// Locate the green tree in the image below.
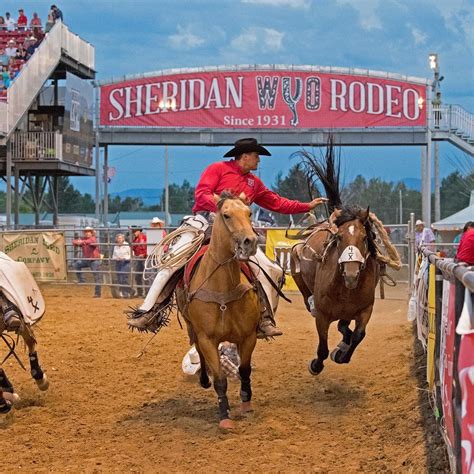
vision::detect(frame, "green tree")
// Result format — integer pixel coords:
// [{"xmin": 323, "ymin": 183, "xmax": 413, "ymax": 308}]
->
[
  {"xmin": 157, "ymin": 180, "xmax": 195, "ymax": 213},
  {"xmin": 440, "ymin": 171, "xmax": 474, "ymax": 218}
]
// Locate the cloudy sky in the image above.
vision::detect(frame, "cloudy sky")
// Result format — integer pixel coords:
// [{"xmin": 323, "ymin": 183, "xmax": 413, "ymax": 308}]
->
[{"xmin": 4, "ymin": 0, "xmax": 473, "ymax": 195}]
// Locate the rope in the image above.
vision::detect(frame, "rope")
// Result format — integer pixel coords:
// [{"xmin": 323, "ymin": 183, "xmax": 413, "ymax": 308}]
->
[
  {"xmin": 369, "ymin": 212, "xmax": 402, "ymax": 271},
  {"xmin": 144, "ymin": 225, "xmax": 206, "ymax": 274}
]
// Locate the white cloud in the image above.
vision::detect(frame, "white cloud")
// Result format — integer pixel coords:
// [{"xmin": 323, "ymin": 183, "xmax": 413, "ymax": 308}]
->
[
  {"xmin": 231, "ymin": 27, "xmax": 284, "ymax": 52},
  {"xmin": 168, "ymin": 25, "xmax": 205, "ymax": 50},
  {"xmin": 241, "ymin": 0, "xmax": 311, "ymax": 7},
  {"xmin": 335, "ymin": 0, "xmax": 383, "ymax": 30},
  {"xmin": 410, "ymin": 26, "xmax": 427, "ymax": 45}
]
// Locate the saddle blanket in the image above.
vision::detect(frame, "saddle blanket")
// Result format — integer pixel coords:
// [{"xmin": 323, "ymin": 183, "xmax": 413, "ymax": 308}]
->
[
  {"xmin": 183, "ymin": 245, "xmax": 254, "ymax": 286},
  {"xmin": 0, "ymin": 251, "xmax": 45, "ymax": 325}
]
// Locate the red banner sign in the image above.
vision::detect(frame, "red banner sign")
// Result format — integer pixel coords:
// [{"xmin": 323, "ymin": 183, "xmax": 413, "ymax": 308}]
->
[{"xmin": 99, "ymin": 70, "xmax": 426, "ymax": 129}]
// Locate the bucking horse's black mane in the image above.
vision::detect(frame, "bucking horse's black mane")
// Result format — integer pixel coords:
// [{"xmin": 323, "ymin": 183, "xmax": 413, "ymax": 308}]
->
[{"xmin": 294, "ymin": 136, "xmax": 377, "ymax": 257}]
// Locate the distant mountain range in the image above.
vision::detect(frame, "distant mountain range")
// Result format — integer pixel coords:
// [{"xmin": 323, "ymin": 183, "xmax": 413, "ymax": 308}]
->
[
  {"xmin": 111, "ymin": 179, "xmax": 432, "ymax": 205},
  {"xmin": 110, "ymin": 188, "xmax": 163, "ymax": 206}
]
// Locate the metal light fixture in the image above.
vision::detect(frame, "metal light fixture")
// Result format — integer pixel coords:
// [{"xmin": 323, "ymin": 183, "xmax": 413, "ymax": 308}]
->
[{"xmin": 428, "ymin": 53, "xmax": 438, "ymax": 71}]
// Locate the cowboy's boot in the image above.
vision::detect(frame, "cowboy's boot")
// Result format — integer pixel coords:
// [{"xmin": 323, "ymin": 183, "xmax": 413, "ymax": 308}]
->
[
  {"xmin": 3, "ymin": 307, "xmax": 21, "ymax": 332},
  {"xmin": 256, "ymin": 286, "xmax": 282, "ymax": 339}
]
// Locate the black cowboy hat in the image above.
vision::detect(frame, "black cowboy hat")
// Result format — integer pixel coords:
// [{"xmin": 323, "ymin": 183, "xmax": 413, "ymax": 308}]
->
[
  {"xmin": 129, "ymin": 225, "xmax": 143, "ymax": 231},
  {"xmin": 223, "ymin": 138, "xmax": 271, "ymax": 158}
]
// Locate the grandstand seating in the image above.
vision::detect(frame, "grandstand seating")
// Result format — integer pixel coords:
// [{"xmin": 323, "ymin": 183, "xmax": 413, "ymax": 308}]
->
[{"xmin": 0, "ymin": 29, "xmax": 43, "ymax": 102}]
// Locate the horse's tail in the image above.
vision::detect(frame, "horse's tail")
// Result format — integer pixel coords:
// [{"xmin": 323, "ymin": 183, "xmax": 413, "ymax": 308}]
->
[{"xmin": 293, "ymin": 135, "xmax": 342, "ymax": 213}]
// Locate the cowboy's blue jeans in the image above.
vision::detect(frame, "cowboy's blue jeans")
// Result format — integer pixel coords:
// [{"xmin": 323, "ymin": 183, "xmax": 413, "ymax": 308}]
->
[{"xmin": 75, "ymin": 259, "xmax": 102, "ymax": 296}]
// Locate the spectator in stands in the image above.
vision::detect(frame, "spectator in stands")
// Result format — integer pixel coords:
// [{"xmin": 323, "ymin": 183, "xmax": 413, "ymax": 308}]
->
[
  {"xmin": 30, "ymin": 12, "xmax": 42, "ymax": 32},
  {"xmin": 17, "ymin": 9, "xmax": 27, "ymax": 31},
  {"xmin": 15, "ymin": 45, "xmax": 26, "ymax": 60},
  {"xmin": 2, "ymin": 66, "xmax": 10, "ymax": 89},
  {"xmin": 455, "ymin": 224, "xmax": 474, "ymax": 265},
  {"xmin": 51, "ymin": 5, "xmax": 63, "ymax": 22},
  {"xmin": 45, "ymin": 9, "xmax": 55, "ymax": 34},
  {"xmin": 4, "ymin": 12, "xmax": 15, "ymax": 31},
  {"xmin": 130, "ymin": 226, "xmax": 147, "ymax": 297},
  {"xmin": 25, "ymin": 36, "xmax": 38, "ymax": 59},
  {"xmin": 5, "ymin": 40, "xmax": 17, "ymax": 58},
  {"xmin": 112, "ymin": 233, "xmax": 132, "ymax": 298},
  {"xmin": 73, "ymin": 226, "xmax": 102, "ymax": 298},
  {"xmin": 0, "ymin": 16, "xmax": 6, "ymax": 30},
  {"xmin": 0, "ymin": 48, "xmax": 9, "ymax": 67},
  {"xmin": 415, "ymin": 219, "xmax": 435, "ymax": 249}
]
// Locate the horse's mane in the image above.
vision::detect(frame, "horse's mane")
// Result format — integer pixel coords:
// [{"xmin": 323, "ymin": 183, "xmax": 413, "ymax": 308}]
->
[
  {"xmin": 293, "ymin": 135, "xmax": 342, "ymax": 213},
  {"xmin": 216, "ymin": 190, "xmax": 243, "ymax": 210},
  {"xmin": 295, "ymin": 137, "xmax": 377, "ymax": 258}
]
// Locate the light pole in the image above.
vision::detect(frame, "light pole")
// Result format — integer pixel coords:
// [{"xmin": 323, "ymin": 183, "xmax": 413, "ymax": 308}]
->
[
  {"xmin": 164, "ymin": 144, "xmax": 169, "ymax": 226},
  {"xmin": 429, "ymin": 53, "xmax": 444, "ymax": 222},
  {"xmin": 159, "ymin": 98, "xmax": 175, "ymax": 227}
]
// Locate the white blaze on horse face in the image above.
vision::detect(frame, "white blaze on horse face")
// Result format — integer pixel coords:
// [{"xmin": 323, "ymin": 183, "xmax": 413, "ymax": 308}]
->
[{"xmin": 348, "ymin": 225, "xmax": 355, "ymax": 236}]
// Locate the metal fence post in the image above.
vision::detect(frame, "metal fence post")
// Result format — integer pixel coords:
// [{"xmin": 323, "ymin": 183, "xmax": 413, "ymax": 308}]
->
[{"xmin": 407, "ymin": 213, "xmax": 415, "ymax": 295}]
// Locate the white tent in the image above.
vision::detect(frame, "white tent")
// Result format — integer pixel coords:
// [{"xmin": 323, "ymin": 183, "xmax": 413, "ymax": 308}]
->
[
  {"xmin": 432, "ymin": 203, "xmax": 474, "ymax": 231},
  {"xmin": 432, "ymin": 191, "xmax": 474, "ymax": 243}
]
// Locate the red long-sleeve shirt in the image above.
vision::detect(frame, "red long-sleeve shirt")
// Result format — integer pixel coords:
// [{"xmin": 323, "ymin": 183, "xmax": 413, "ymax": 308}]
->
[
  {"xmin": 456, "ymin": 229, "xmax": 474, "ymax": 265},
  {"xmin": 73, "ymin": 236, "xmax": 100, "ymax": 259},
  {"xmin": 192, "ymin": 160, "xmax": 311, "ymax": 215},
  {"xmin": 132, "ymin": 232, "xmax": 147, "ymax": 258}
]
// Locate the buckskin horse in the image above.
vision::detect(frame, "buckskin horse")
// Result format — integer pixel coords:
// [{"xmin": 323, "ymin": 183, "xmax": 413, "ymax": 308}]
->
[
  {"xmin": 290, "ymin": 145, "xmax": 397, "ymax": 375},
  {"xmin": 176, "ymin": 192, "xmax": 261, "ymax": 430},
  {"xmin": 0, "ymin": 252, "xmax": 49, "ymax": 414}
]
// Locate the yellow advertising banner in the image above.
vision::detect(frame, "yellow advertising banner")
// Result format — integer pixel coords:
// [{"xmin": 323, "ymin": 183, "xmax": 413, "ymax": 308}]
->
[
  {"xmin": 427, "ymin": 263, "xmax": 436, "ymax": 390},
  {"xmin": 265, "ymin": 229, "xmax": 298, "ymax": 292},
  {"xmin": 1, "ymin": 231, "xmax": 67, "ymax": 281}
]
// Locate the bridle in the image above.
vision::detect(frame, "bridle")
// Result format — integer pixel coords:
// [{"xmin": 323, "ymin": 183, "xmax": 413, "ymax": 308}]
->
[{"xmin": 335, "ymin": 227, "xmax": 370, "ymax": 275}]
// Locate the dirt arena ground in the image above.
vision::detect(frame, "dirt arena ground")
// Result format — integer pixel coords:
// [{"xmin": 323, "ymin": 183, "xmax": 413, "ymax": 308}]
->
[{"xmin": 0, "ymin": 284, "xmax": 433, "ymax": 472}]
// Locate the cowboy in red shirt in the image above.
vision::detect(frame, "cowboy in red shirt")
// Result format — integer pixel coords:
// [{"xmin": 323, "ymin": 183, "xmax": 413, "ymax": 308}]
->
[
  {"xmin": 129, "ymin": 138, "xmax": 327, "ymax": 337},
  {"xmin": 130, "ymin": 226, "xmax": 147, "ymax": 297},
  {"xmin": 193, "ymin": 139, "xmax": 321, "ymax": 215},
  {"xmin": 72, "ymin": 227, "xmax": 102, "ymax": 297}
]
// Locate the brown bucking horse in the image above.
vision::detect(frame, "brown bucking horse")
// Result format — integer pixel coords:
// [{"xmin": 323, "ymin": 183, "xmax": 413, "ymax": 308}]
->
[
  {"xmin": 290, "ymin": 145, "xmax": 380, "ymax": 375},
  {"xmin": 176, "ymin": 191, "xmax": 261, "ymax": 430}
]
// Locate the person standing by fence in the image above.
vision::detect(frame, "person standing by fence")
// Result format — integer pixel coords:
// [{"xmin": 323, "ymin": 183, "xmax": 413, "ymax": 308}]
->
[
  {"xmin": 130, "ymin": 226, "xmax": 147, "ymax": 297},
  {"xmin": 72, "ymin": 226, "xmax": 102, "ymax": 298},
  {"xmin": 112, "ymin": 233, "xmax": 132, "ymax": 298}
]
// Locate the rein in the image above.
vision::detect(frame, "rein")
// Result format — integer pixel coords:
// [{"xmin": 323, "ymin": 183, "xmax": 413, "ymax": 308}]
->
[
  {"xmin": 183, "ymin": 210, "xmax": 256, "ymax": 317},
  {"xmin": 1, "ymin": 333, "xmax": 26, "ymax": 370}
]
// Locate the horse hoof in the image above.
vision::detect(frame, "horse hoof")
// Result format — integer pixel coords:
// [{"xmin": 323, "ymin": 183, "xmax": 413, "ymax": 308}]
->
[
  {"xmin": 219, "ymin": 418, "xmax": 235, "ymax": 430},
  {"xmin": 200, "ymin": 379, "xmax": 212, "ymax": 389},
  {"xmin": 308, "ymin": 359, "xmax": 324, "ymax": 376},
  {"xmin": 330, "ymin": 348, "xmax": 342, "ymax": 363},
  {"xmin": 240, "ymin": 401, "xmax": 253, "ymax": 414},
  {"xmin": 0, "ymin": 400, "xmax": 12, "ymax": 414},
  {"xmin": 35, "ymin": 375, "xmax": 49, "ymax": 391},
  {"xmin": 2, "ymin": 392, "xmax": 20, "ymax": 404}
]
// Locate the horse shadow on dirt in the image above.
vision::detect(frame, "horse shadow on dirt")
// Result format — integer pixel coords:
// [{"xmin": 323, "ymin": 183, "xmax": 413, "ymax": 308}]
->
[{"xmin": 120, "ymin": 390, "xmax": 250, "ymax": 436}]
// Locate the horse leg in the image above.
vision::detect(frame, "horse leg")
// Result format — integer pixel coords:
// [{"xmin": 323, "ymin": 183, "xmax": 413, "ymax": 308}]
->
[
  {"xmin": 330, "ymin": 319, "xmax": 353, "ymax": 362},
  {"xmin": 238, "ymin": 334, "xmax": 257, "ymax": 414},
  {"xmin": 21, "ymin": 326, "xmax": 49, "ymax": 391},
  {"xmin": 337, "ymin": 305, "xmax": 373, "ymax": 364},
  {"xmin": 195, "ymin": 341, "xmax": 211, "ymax": 389},
  {"xmin": 0, "ymin": 368, "xmax": 19, "ymax": 404},
  {"xmin": 197, "ymin": 336, "xmax": 234, "ymax": 430},
  {"xmin": 308, "ymin": 315, "xmax": 330, "ymax": 375},
  {"xmin": 0, "ymin": 391, "xmax": 11, "ymax": 414}
]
